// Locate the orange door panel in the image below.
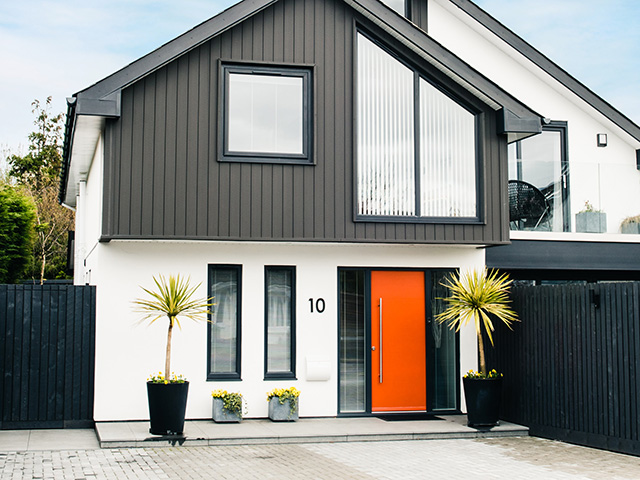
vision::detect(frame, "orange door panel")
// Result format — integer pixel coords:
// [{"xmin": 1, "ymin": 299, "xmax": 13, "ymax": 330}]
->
[{"xmin": 371, "ymin": 271, "xmax": 426, "ymax": 412}]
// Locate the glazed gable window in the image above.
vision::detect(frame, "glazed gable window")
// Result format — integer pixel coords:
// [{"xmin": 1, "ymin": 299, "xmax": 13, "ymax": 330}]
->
[
  {"xmin": 356, "ymin": 33, "xmax": 478, "ymax": 221},
  {"xmin": 220, "ymin": 64, "xmax": 313, "ymax": 165}
]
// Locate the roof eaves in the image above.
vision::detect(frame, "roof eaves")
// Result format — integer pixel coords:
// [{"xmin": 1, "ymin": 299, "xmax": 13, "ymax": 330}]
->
[{"xmin": 449, "ymin": 0, "xmax": 640, "ymax": 144}]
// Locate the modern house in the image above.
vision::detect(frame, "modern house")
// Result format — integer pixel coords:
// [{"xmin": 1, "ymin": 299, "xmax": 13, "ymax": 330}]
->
[{"xmin": 60, "ymin": 0, "xmax": 640, "ymax": 422}]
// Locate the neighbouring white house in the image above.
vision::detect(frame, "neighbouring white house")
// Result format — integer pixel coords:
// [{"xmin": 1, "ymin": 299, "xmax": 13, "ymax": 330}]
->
[{"xmin": 59, "ymin": 0, "xmax": 640, "ymax": 422}]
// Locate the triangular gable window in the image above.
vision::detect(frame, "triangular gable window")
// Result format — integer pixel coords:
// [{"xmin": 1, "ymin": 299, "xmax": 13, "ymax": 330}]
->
[{"xmin": 356, "ymin": 33, "xmax": 478, "ymax": 221}]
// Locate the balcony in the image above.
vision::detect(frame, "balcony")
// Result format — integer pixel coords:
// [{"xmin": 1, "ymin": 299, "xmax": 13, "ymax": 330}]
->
[{"xmin": 509, "ymin": 160, "xmax": 640, "ymax": 238}]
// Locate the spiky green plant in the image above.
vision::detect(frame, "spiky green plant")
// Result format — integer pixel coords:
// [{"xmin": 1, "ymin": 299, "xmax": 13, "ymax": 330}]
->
[
  {"xmin": 435, "ymin": 268, "xmax": 518, "ymax": 376},
  {"xmin": 133, "ymin": 274, "xmax": 212, "ymax": 382}
]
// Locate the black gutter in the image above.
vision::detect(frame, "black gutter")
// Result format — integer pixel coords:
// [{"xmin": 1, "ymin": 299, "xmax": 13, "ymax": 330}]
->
[{"xmin": 58, "ymin": 98, "xmax": 77, "ymax": 206}]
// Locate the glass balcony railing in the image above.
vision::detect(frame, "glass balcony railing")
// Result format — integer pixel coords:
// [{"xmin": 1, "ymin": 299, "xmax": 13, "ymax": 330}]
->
[{"xmin": 509, "ymin": 160, "xmax": 640, "ymax": 237}]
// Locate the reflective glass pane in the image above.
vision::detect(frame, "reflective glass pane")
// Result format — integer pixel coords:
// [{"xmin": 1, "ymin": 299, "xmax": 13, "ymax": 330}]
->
[
  {"xmin": 357, "ymin": 34, "xmax": 415, "ymax": 216},
  {"xmin": 339, "ymin": 270, "xmax": 366, "ymax": 413},
  {"xmin": 228, "ymin": 73, "xmax": 304, "ymax": 155},
  {"xmin": 508, "ymin": 129, "xmax": 566, "ymax": 232},
  {"xmin": 380, "ymin": 0, "xmax": 405, "ymax": 15},
  {"xmin": 419, "ymin": 79, "xmax": 476, "ymax": 217},
  {"xmin": 431, "ymin": 270, "xmax": 457, "ymax": 410},
  {"xmin": 266, "ymin": 268, "xmax": 293, "ymax": 373},
  {"xmin": 209, "ymin": 267, "xmax": 239, "ymax": 375}
]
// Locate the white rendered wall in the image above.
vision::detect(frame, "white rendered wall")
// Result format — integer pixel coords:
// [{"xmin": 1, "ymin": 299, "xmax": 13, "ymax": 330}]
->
[
  {"xmin": 430, "ymin": 0, "xmax": 640, "ymax": 235},
  {"xmin": 89, "ymin": 240, "xmax": 482, "ymax": 421},
  {"xmin": 73, "ymin": 134, "xmax": 104, "ymax": 285}
]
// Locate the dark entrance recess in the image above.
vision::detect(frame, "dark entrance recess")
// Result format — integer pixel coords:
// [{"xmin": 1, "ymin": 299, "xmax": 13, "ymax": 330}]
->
[{"xmin": 0, "ymin": 284, "xmax": 96, "ymax": 429}]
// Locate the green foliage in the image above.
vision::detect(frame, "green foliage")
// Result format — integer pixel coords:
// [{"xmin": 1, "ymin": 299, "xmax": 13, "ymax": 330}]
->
[
  {"xmin": 147, "ymin": 372, "xmax": 186, "ymax": 384},
  {"xmin": 435, "ymin": 268, "xmax": 518, "ymax": 375},
  {"xmin": 8, "ymin": 97, "xmax": 64, "ymax": 189},
  {"xmin": 6, "ymin": 97, "xmax": 73, "ymax": 283},
  {"xmin": 133, "ymin": 274, "xmax": 213, "ymax": 381},
  {"xmin": 464, "ymin": 369, "xmax": 502, "ymax": 380},
  {"xmin": 0, "ymin": 185, "xmax": 35, "ymax": 283},
  {"xmin": 266, "ymin": 387, "xmax": 300, "ymax": 417},
  {"xmin": 211, "ymin": 389, "xmax": 245, "ymax": 416}
]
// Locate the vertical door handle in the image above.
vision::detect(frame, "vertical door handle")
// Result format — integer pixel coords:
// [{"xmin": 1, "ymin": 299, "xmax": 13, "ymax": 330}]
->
[{"xmin": 379, "ymin": 297, "xmax": 383, "ymax": 383}]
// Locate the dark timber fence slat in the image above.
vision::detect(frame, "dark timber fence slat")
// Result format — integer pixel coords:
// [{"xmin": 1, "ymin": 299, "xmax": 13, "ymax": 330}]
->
[
  {"xmin": 0, "ymin": 285, "xmax": 95, "ymax": 429},
  {"xmin": 487, "ymin": 282, "xmax": 640, "ymax": 456}
]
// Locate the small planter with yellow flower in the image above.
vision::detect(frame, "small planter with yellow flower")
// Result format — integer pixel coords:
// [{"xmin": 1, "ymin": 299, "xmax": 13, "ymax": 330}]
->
[
  {"xmin": 211, "ymin": 390, "xmax": 244, "ymax": 423},
  {"xmin": 266, "ymin": 387, "xmax": 300, "ymax": 421}
]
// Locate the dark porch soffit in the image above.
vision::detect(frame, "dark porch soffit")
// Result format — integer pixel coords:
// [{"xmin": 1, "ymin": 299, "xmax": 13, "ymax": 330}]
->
[
  {"xmin": 450, "ymin": 0, "xmax": 640, "ymax": 144},
  {"xmin": 486, "ymin": 239, "xmax": 640, "ymax": 272}
]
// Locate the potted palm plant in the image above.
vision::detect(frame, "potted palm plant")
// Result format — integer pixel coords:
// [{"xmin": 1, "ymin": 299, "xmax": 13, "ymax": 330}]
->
[
  {"xmin": 435, "ymin": 268, "xmax": 518, "ymax": 428},
  {"xmin": 133, "ymin": 274, "xmax": 212, "ymax": 435}
]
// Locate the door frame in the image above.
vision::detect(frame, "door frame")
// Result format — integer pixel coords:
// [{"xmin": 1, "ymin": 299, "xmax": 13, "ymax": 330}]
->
[{"xmin": 337, "ymin": 267, "xmax": 461, "ymax": 416}]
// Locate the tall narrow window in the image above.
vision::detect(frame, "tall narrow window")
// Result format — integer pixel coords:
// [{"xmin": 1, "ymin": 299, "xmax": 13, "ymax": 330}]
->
[
  {"xmin": 429, "ymin": 270, "xmax": 458, "ymax": 411},
  {"xmin": 338, "ymin": 269, "xmax": 366, "ymax": 413},
  {"xmin": 356, "ymin": 33, "xmax": 478, "ymax": 220},
  {"xmin": 508, "ymin": 123, "xmax": 569, "ymax": 232},
  {"xmin": 265, "ymin": 266, "xmax": 296, "ymax": 378},
  {"xmin": 208, "ymin": 265, "xmax": 241, "ymax": 380}
]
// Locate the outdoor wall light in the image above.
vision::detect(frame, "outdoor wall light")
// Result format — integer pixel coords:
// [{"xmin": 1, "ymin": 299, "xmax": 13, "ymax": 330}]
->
[{"xmin": 597, "ymin": 133, "xmax": 608, "ymax": 147}]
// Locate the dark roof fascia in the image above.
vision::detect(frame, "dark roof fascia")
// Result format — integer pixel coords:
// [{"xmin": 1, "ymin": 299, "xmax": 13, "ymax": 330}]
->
[
  {"xmin": 346, "ymin": 0, "xmax": 542, "ymax": 130},
  {"xmin": 58, "ymin": 98, "xmax": 77, "ymax": 205},
  {"xmin": 74, "ymin": 0, "xmax": 278, "ymax": 104},
  {"xmin": 449, "ymin": 0, "xmax": 640, "ymax": 144}
]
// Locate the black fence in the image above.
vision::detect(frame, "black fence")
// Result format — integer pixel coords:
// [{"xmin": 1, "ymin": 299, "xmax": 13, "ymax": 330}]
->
[
  {"xmin": 0, "ymin": 284, "xmax": 96, "ymax": 429},
  {"xmin": 487, "ymin": 282, "xmax": 640, "ymax": 456}
]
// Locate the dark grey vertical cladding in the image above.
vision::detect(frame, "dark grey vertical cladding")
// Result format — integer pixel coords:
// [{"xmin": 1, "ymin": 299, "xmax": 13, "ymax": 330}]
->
[
  {"xmin": 104, "ymin": 0, "xmax": 508, "ymax": 245},
  {"xmin": 409, "ymin": 0, "xmax": 429, "ymax": 32}
]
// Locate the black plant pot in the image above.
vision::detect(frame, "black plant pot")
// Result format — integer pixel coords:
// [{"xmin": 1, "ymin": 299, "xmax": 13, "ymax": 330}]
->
[
  {"xmin": 147, "ymin": 381, "xmax": 189, "ymax": 435},
  {"xmin": 463, "ymin": 376, "xmax": 502, "ymax": 428}
]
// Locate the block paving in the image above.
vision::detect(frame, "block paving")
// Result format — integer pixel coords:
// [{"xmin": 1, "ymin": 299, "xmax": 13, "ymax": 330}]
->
[{"xmin": 2, "ymin": 436, "xmax": 640, "ymax": 479}]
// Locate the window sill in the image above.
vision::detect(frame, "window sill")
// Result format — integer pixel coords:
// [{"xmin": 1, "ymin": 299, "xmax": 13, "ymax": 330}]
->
[{"xmin": 355, "ymin": 215, "xmax": 483, "ymax": 224}]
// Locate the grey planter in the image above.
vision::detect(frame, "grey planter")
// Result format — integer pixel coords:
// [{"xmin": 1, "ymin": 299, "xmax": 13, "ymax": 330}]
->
[
  {"xmin": 576, "ymin": 211, "xmax": 607, "ymax": 233},
  {"xmin": 212, "ymin": 398, "xmax": 242, "ymax": 423},
  {"xmin": 621, "ymin": 222, "xmax": 640, "ymax": 234},
  {"xmin": 268, "ymin": 397, "xmax": 299, "ymax": 421}
]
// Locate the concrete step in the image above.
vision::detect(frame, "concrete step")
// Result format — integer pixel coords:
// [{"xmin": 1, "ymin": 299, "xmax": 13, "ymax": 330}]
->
[{"xmin": 95, "ymin": 415, "xmax": 528, "ymax": 449}]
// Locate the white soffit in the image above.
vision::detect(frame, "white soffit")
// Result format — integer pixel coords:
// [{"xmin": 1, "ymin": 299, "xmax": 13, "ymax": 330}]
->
[{"xmin": 64, "ymin": 115, "xmax": 104, "ymax": 208}]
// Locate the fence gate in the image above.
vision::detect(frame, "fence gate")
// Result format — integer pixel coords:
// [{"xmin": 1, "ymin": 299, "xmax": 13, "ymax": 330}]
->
[
  {"xmin": 0, "ymin": 284, "xmax": 96, "ymax": 429},
  {"xmin": 487, "ymin": 282, "xmax": 640, "ymax": 456}
]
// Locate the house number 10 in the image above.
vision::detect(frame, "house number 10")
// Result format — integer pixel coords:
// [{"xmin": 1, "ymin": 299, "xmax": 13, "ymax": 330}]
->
[{"xmin": 309, "ymin": 298, "xmax": 326, "ymax": 313}]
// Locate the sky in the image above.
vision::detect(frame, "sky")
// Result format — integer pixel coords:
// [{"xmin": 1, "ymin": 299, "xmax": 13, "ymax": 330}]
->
[{"xmin": 1, "ymin": 0, "xmax": 639, "ymax": 157}]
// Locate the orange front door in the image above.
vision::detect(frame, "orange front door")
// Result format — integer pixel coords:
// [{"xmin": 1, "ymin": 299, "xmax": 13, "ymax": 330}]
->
[{"xmin": 371, "ymin": 271, "xmax": 426, "ymax": 412}]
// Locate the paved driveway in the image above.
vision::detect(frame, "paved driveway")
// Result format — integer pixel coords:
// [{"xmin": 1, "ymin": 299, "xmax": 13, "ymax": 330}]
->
[{"xmin": 1, "ymin": 437, "xmax": 639, "ymax": 479}]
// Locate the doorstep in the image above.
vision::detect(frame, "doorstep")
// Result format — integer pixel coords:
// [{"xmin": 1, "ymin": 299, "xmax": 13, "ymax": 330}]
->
[{"xmin": 95, "ymin": 415, "xmax": 528, "ymax": 449}]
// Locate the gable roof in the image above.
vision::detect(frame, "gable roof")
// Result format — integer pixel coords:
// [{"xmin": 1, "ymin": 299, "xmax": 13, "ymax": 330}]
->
[
  {"xmin": 68, "ymin": 0, "xmax": 617, "ymax": 206},
  {"xmin": 449, "ymin": 0, "xmax": 640, "ymax": 144}
]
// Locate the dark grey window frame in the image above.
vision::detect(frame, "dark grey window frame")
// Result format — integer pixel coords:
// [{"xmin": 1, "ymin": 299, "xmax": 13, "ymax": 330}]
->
[
  {"xmin": 219, "ymin": 62, "xmax": 314, "ymax": 165},
  {"xmin": 354, "ymin": 30, "xmax": 483, "ymax": 225},
  {"xmin": 264, "ymin": 265, "xmax": 297, "ymax": 380},
  {"xmin": 511, "ymin": 121, "xmax": 570, "ymax": 232},
  {"xmin": 207, "ymin": 264, "xmax": 242, "ymax": 381}
]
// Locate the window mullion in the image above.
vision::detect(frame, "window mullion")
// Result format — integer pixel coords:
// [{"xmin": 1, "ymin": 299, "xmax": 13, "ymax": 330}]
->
[{"xmin": 414, "ymin": 72, "xmax": 421, "ymax": 217}]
